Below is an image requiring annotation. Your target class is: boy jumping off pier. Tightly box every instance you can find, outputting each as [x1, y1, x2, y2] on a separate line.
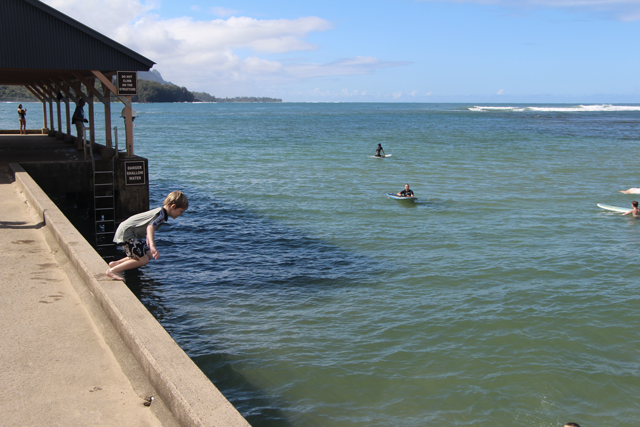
[106, 191, 188, 281]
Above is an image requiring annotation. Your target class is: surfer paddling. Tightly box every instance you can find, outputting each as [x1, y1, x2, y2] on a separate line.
[106, 191, 188, 281]
[622, 201, 640, 217]
[397, 184, 414, 198]
[375, 143, 385, 157]
[620, 188, 640, 194]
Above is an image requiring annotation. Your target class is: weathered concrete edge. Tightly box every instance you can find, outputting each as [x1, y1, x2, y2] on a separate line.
[9, 163, 250, 427]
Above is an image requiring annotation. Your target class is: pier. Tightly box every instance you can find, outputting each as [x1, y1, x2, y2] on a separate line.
[1, 1, 250, 425]
[1, 155, 249, 426]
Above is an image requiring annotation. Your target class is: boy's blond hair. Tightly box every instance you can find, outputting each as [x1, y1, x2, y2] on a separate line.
[163, 191, 189, 209]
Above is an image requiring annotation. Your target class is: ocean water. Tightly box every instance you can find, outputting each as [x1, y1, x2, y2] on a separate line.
[5, 102, 640, 426]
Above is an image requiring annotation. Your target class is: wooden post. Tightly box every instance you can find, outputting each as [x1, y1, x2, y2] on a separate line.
[64, 94, 71, 135]
[56, 95, 62, 133]
[55, 81, 71, 134]
[103, 83, 112, 149]
[87, 79, 95, 147]
[125, 95, 133, 155]
[50, 79, 76, 136]
[24, 85, 46, 132]
[91, 71, 134, 153]
[40, 83, 57, 132]
[42, 99, 48, 131]
[48, 98, 54, 132]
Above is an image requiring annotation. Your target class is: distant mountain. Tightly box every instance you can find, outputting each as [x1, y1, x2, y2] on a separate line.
[0, 85, 35, 101]
[138, 70, 174, 85]
[138, 70, 281, 103]
[0, 70, 282, 103]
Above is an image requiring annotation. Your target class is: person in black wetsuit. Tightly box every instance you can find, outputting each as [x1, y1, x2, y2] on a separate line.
[375, 143, 385, 157]
[397, 184, 414, 197]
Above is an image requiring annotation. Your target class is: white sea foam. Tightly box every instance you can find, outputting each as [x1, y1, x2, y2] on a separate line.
[470, 104, 640, 113]
[469, 106, 525, 112]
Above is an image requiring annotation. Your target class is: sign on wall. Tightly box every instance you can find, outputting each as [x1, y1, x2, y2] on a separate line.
[124, 161, 146, 186]
[117, 71, 137, 96]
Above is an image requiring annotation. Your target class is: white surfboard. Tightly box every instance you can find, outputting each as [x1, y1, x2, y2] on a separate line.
[597, 203, 628, 213]
[387, 193, 416, 201]
[369, 154, 392, 158]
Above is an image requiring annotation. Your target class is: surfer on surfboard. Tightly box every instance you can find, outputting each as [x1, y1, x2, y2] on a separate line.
[397, 184, 414, 198]
[375, 143, 386, 157]
[623, 201, 640, 216]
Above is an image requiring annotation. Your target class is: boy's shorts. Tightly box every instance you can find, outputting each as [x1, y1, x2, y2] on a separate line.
[120, 238, 149, 259]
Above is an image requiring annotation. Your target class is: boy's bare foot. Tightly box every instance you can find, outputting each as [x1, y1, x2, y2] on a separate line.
[106, 269, 125, 281]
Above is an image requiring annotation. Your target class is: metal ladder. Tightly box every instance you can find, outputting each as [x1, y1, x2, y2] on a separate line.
[86, 126, 117, 248]
[93, 157, 116, 247]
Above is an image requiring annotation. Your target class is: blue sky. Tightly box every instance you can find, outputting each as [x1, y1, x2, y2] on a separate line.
[44, 0, 640, 102]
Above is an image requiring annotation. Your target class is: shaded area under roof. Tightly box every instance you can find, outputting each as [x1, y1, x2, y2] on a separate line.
[0, 0, 155, 86]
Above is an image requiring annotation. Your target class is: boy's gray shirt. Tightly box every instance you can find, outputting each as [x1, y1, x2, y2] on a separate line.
[113, 207, 166, 243]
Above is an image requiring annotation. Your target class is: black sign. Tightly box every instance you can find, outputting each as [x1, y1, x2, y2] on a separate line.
[125, 161, 146, 186]
[117, 71, 137, 96]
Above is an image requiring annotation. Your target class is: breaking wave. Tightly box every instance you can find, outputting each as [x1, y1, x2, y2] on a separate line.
[469, 104, 640, 113]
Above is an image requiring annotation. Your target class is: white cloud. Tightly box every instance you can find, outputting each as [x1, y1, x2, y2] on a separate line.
[497, 88, 505, 95]
[417, 0, 640, 21]
[410, 90, 419, 96]
[286, 57, 410, 79]
[40, 0, 407, 95]
[307, 88, 410, 99]
[43, 0, 156, 29]
[210, 7, 240, 17]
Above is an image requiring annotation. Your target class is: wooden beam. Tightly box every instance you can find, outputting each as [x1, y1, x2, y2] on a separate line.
[91, 71, 131, 109]
[57, 77, 80, 103]
[49, 78, 77, 102]
[24, 85, 44, 102]
[93, 71, 134, 154]
[60, 76, 91, 104]
[37, 81, 55, 131]
[31, 82, 52, 101]
[73, 71, 109, 104]
[41, 81, 63, 132]
[49, 79, 73, 134]
[27, 84, 48, 130]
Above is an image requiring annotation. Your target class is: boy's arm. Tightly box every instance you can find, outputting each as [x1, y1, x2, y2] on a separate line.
[146, 224, 159, 259]
[622, 210, 632, 216]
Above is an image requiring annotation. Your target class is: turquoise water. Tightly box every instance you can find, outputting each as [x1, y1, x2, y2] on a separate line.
[6, 102, 640, 426]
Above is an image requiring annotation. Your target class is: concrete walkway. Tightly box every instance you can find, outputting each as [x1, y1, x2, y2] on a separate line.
[0, 169, 177, 426]
[0, 136, 250, 427]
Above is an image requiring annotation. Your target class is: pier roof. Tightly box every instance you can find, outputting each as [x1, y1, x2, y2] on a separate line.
[0, 0, 155, 86]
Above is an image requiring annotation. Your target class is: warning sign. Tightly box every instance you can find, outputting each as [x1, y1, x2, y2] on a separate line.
[125, 161, 146, 186]
[117, 71, 137, 96]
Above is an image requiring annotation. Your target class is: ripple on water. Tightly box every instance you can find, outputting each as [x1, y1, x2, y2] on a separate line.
[112, 103, 640, 426]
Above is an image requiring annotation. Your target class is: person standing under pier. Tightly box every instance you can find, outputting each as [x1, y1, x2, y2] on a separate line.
[72, 99, 89, 150]
[17, 104, 26, 134]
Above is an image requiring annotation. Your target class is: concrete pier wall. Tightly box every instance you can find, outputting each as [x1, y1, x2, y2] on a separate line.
[10, 163, 250, 427]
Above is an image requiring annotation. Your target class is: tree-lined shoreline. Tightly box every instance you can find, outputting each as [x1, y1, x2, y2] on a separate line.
[0, 72, 281, 103]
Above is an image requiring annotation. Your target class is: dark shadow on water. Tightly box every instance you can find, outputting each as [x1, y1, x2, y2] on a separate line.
[49, 184, 378, 426]
[193, 352, 295, 427]
[141, 187, 382, 426]
[124, 262, 298, 426]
